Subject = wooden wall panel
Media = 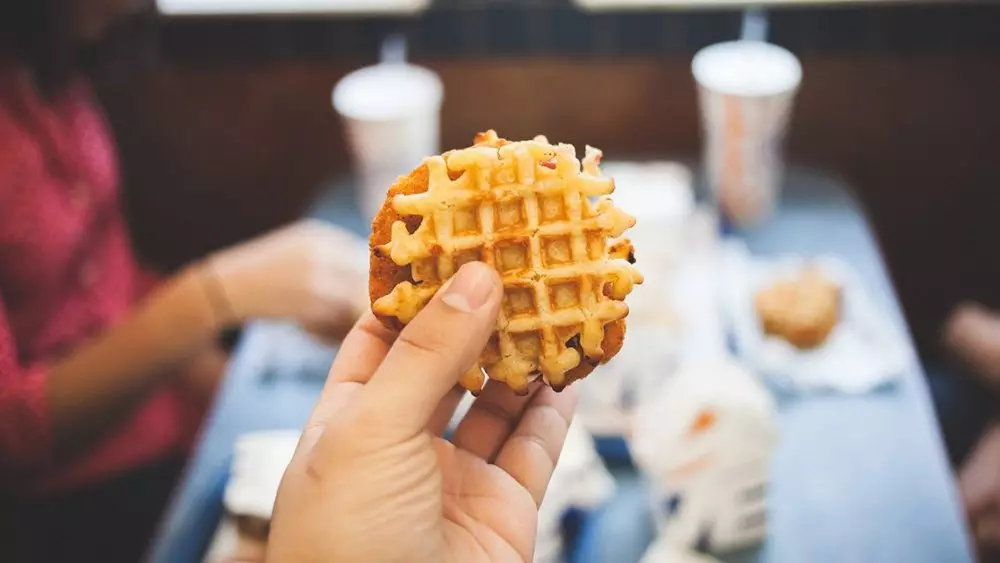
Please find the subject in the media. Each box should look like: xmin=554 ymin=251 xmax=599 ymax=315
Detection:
xmin=102 ymin=59 xmax=364 ymax=266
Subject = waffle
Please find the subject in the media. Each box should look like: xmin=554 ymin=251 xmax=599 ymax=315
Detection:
xmin=369 ymin=130 xmax=644 ymax=393
xmin=754 ymin=269 xmax=840 ymax=349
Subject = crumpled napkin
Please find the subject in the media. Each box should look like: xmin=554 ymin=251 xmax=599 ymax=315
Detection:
xmin=721 ymin=240 xmax=912 ymax=394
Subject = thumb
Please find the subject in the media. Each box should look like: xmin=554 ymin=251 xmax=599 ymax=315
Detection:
xmin=359 ymin=262 xmax=502 ymax=437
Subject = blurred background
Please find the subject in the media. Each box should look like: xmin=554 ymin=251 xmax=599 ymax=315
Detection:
xmin=7 ymin=1 xmax=1000 ymax=562
xmin=106 ymin=0 xmax=1000 ymax=369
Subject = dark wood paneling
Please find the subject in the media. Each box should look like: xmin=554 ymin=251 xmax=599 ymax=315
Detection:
xmin=103 ymin=59 xmax=363 ymax=266
xmin=98 ymin=48 xmax=1000 ymax=359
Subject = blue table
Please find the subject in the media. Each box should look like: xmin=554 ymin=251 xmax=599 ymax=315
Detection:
xmin=739 ymin=170 xmax=970 ymax=562
xmin=148 ymin=169 xmax=973 ymax=563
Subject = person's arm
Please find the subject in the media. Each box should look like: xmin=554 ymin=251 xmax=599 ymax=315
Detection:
xmin=172 ymin=343 xmax=230 ymax=415
xmin=0 ymin=263 xmax=226 ymax=473
xmin=132 ymin=262 xmax=231 ymax=407
xmin=46 ymin=264 xmax=229 ymax=458
xmin=0 ymin=217 xmax=371 ymax=477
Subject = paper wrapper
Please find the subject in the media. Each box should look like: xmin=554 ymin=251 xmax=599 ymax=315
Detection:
xmin=721 ymin=240 xmax=912 ymax=394
xmin=630 ymin=359 xmax=777 ymax=554
xmin=639 ymin=536 xmax=724 ymax=563
xmin=205 ymin=430 xmax=301 ymax=563
xmin=223 ymin=430 xmax=300 ymax=521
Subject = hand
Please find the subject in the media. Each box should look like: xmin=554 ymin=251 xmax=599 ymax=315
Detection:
xmin=943 ymin=301 xmax=1000 ymax=389
xmin=267 ymin=262 xmax=578 ymax=563
xmin=961 ymin=421 xmax=1000 ymax=560
xmin=207 ymin=220 xmax=369 ymax=337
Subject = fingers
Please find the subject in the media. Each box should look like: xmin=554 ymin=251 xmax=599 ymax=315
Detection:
xmin=300 ymin=312 xmax=396 ymax=450
xmin=961 ymin=425 xmax=1000 ymax=518
xmin=976 ymin=511 xmax=1000 ymax=555
xmin=451 ymin=380 xmax=541 ymax=461
xmin=979 ymin=511 xmax=1000 ymax=538
xmin=326 ymin=312 xmax=398 ymax=387
xmin=358 ymin=262 xmax=502 ymax=438
xmin=426 ymin=384 xmax=468 ymax=437
xmin=494 ymin=386 xmax=578 ymax=507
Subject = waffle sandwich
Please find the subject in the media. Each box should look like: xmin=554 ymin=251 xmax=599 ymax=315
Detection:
xmin=369 ymin=130 xmax=643 ymax=394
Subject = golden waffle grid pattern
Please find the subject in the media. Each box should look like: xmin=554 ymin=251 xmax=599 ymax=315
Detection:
xmin=373 ymin=134 xmax=643 ymax=392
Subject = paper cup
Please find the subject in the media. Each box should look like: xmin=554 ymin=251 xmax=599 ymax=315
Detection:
xmin=333 ymin=62 xmax=443 ymax=221
xmin=693 ymin=41 xmax=802 ymax=228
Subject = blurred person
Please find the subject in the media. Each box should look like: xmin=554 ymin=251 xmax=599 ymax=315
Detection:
xmin=943 ymin=302 xmax=1000 ymax=394
xmin=0 ymin=2 xmax=366 ymax=562
xmin=942 ymin=302 xmax=1000 ymax=560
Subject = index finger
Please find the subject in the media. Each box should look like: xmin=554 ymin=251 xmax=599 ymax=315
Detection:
xmin=303 ymin=312 xmax=396 ymax=437
xmin=327 ymin=311 xmax=397 ymax=385
xmin=358 ymin=262 xmax=502 ymax=439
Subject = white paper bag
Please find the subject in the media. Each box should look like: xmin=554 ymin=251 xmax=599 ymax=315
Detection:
xmin=630 ymin=359 xmax=777 ymax=554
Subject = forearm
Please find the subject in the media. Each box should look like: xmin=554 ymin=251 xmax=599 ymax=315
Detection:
xmin=174 ymin=344 xmax=230 ymax=412
xmin=46 ymin=264 xmax=225 ymax=458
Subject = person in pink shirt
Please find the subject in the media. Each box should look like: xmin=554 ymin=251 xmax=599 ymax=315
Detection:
xmin=0 ymin=2 xmax=367 ymax=561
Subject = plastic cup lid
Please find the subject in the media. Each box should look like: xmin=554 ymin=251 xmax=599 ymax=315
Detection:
xmin=692 ymin=41 xmax=802 ymax=98
xmin=333 ymin=62 xmax=443 ymax=122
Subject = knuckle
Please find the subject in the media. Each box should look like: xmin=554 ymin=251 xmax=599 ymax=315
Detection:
xmin=396 ymin=327 xmax=451 ymax=360
xmin=468 ymin=396 xmax=520 ymax=430
xmin=507 ymin=432 xmax=554 ymax=464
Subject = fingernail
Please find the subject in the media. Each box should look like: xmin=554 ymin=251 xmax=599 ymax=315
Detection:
xmin=441 ymin=263 xmax=496 ymax=312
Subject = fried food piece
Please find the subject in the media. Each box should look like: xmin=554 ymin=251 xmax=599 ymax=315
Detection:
xmin=369 ymin=130 xmax=643 ymax=393
xmin=754 ymin=269 xmax=840 ymax=349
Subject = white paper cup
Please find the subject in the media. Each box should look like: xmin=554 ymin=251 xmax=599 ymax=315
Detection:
xmin=692 ymin=41 xmax=802 ymax=228
xmin=333 ymin=62 xmax=443 ymax=221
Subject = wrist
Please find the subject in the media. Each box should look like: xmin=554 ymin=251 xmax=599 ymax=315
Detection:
xmin=192 ymin=259 xmax=241 ymax=329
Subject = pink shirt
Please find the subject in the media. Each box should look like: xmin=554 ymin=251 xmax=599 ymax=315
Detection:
xmin=0 ymin=67 xmax=193 ymax=494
